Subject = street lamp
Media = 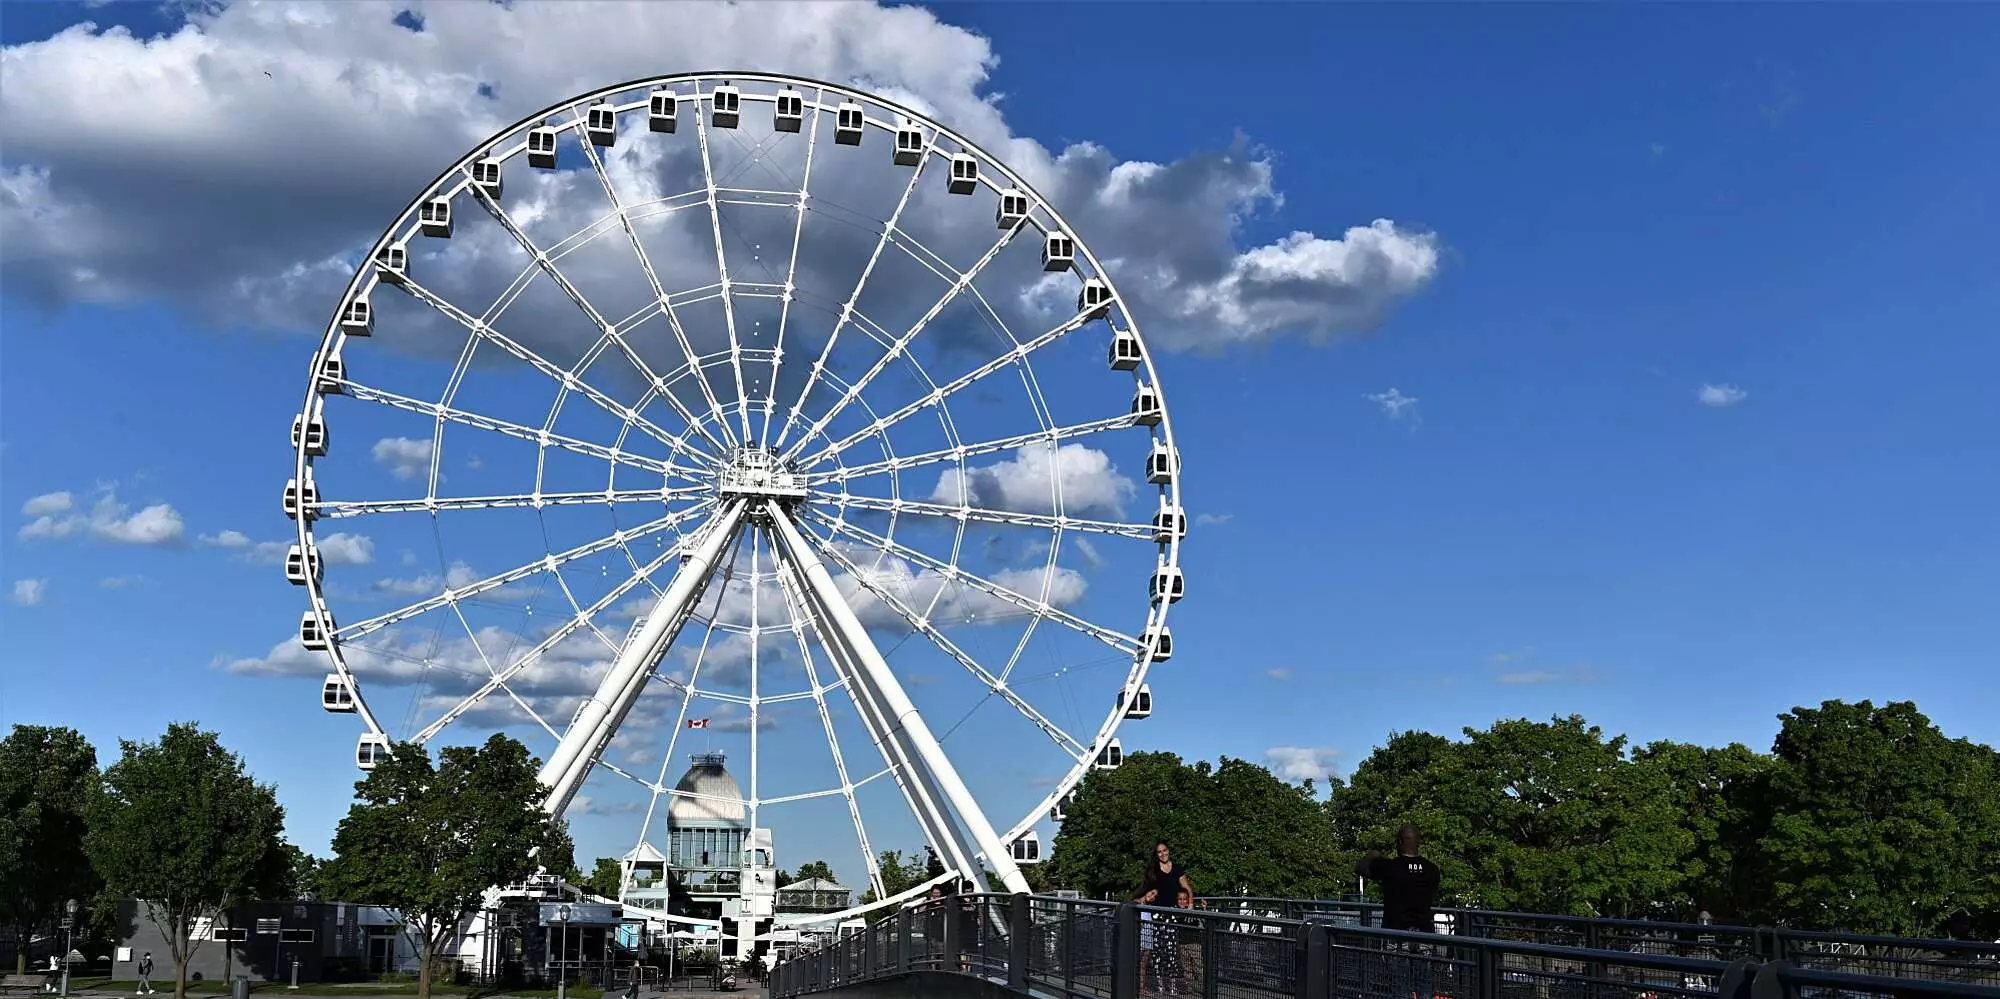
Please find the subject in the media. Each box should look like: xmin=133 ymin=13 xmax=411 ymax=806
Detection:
xmin=58 ymin=900 xmax=77 ymax=998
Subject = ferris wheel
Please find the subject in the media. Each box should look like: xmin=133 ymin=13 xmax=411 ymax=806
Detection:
xmin=287 ymin=71 xmax=1186 ymax=913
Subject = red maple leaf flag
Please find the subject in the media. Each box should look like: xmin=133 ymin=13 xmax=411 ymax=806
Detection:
xmin=687 ymin=719 xmax=710 ymax=729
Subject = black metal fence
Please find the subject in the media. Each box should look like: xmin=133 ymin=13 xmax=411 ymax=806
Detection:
xmin=772 ymin=894 xmax=2000 ymax=999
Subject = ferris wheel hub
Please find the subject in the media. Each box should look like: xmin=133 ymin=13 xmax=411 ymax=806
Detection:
xmin=715 ymin=445 xmax=809 ymax=503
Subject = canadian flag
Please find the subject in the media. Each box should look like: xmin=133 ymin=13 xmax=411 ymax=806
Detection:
xmin=687 ymin=719 xmax=710 ymax=729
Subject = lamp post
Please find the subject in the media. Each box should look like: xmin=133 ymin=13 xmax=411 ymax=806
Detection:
xmin=58 ymin=900 xmax=77 ymax=998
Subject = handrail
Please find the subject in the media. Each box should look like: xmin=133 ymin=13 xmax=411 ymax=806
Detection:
xmin=772 ymin=893 xmax=2000 ymax=999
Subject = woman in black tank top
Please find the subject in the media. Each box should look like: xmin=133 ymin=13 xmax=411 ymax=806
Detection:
xmin=1136 ymin=841 xmax=1192 ymax=994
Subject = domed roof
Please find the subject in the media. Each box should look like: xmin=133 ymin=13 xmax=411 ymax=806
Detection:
xmin=667 ymin=753 xmax=748 ymax=827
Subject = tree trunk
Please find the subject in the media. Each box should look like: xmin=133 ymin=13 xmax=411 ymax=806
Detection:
xmin=416 ymin=927 xmax=433 ymax=999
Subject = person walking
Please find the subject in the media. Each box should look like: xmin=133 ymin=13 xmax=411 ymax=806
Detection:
xmin=1135 ymin=841 xmax=1193 ymax=995
xmin=1355 ymin=825 xmax=1442 ymax=932
xmin=136 ymin=952 xmax=156 ymax=996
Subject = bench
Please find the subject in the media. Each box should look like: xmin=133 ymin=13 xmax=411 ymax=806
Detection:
xmin=0 ymin=973 xmax=55 ymax=994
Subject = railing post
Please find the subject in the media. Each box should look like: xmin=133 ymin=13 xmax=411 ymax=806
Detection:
xmin=1473 ymin=942 xmax=1500 ymax=999
xmin=942 ymin=895 xmax=962 ymax=973
xmin=895 ymin=907 xmax=912 ymax=975
xmin=1750 ymin=959 xmax=1793 ymax=999
xmin=1062 ymin=902 xmax=1075 ymax=996
xmin=1009 ymin=893 xmax=1032 ymax=990
xmin=1112 ymin=902 xmax=1140 ymax=999
xmin=862 ymin=918 xmax=875 ymax=978
xmin=1295 ymin=921 xmax=1328 ymax=999
xmin=1202 ymin=917 xmax=1219 ymax=999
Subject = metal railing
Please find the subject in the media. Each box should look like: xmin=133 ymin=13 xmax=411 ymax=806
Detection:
xmin=772 ymin=893 xmax=2000 ymax=999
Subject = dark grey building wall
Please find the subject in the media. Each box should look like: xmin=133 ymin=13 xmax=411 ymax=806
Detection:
xmin=115 ymin=901 xmax=352 ymax=983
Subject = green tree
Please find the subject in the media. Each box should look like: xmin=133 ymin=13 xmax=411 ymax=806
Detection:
xmin=1049 ymin=750 xmax=1336 ymax=901
xmin=857 ymin=849 xmax=934 ymax=921
xmin=1629 ymin=740 xmax=1772 ymax=922
xmin=579 ymin=857 xmax=624 ymax=899
xmin=274 ymin=844 xmax=325 ymax=900
xmin=1756 ymin=700 xmax=2000 ymax=936
xmin=0 ymin=725 xmax=101 ymax=976
xmin=318 ymin=734 xmax=567 ymax=999
xmin=792 ymin=860 xmax=837 ymax=884
xmin=84 ymin=724 xmax=287 ymax=999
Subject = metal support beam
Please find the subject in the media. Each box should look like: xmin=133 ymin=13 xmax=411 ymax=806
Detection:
xmin=540 ymin=499 xmax=749 ymax=815
xmin=763 ymin=501 xmax=1030 ymax=894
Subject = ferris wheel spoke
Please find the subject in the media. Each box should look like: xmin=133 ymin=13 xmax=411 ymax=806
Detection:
xmin=565 ymin=116 xmax=740 ymax=454
xmin=692 ymin=83 xmax=756 ymax=445
xmin=796 ymin=305 xmax=1104 ymax=472
xmin=391 ymin=271 xmax=701 ymax=461
xmin=812 ymin=413 xmax=1143 ymax=486
xmin=757 ymin=87 xmax=824 ymax=449
xmin=804 ymin=532 xmax=1090 ymax=761
xmin=810 ymin=492 xmax=1155 ymax=542
xmin=778 ymin=212 xmax=1029 ymax=466
xmin=315 ymin=486 xmax=709 ymax=521
xmin=771 ymin=121 xmax=934 ymax=453
xmin=800 ymin=507 xmax=1142 ymax=656
xmin=773 ymin=556 xmax=888 ymax=900
xmin=340 ymin=380 xmax=698 ymax=483
xmin=337 ymin=500 xmax=715 ymax=643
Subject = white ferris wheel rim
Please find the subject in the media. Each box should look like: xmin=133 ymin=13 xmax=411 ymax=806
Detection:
xmin=289 ymin=70 xmax=1185 ymax=911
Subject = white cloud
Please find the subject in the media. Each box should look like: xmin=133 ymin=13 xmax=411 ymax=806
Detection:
xmin=17 ymin=488 xmax=185 ymax=545
xmin=1496 ymin=663 xmax=1599 ymax=686
xmin=0 ymin=1 xmax=1437 ymax=350
xmin=99 ymin=574 xmax=145 ymax=588
xmin=201 ymin=529 xmax=252 ymax=548
xmin=1264 ymin=667 xmax=1291 ymax=681
xmin=239 ymin=531 xmax=375 ymax=566
xmin=370 ymin=561 xmax=480 ymax=597
xmin=11 ymin=579 xmax=48 ymax=606
xmin=1697 ymin=383 xmax=1747 ymax=408
xmin=21 ymin=491 xmax=72 ymax=517
xmin=372 ymin=437 xmax=435 ymax=481
xmin=1264 ymin=746 xmax=1342 ymax=783
xmin=930 ymin=444 xmax=1134 ymax=517
xmin=1364 ymin=388 xmax=1420 ymax=421
xmin=1193 ymin=512 xmax=1232 ymax=527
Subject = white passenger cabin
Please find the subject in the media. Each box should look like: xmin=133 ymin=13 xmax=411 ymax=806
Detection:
xmin=1150 ymin=566 xmax=1184 ymax=605
xmin=356 ymin=734 xmax=390 ymax=771
xmin=300 ymin=611 xmax=335 ymax=652
xmin=284 ymin=543 xmax=321 ymax=586
xmin=470 ymin=156 xmax=502 ymax=198
xmin=1095 ymin=739 xmax=1123 ymax=770
xmin=1109 ymin=330 xmax=1142 ymax=371
xmin=1120 ymin=683 xmax=1153 ymax=720
xmin=1078 ymin=278 xmax=1113 ymax=319
xmin=1143 ymin=625 xmax=1173 ymax=663
xmin=774 ymin=88 xmax=804 ymax=132
xmin=893 ymin=120 xmax=923 ymax=166
xmin=1153 ymin=501 xmax=1187 ymax=544
xmin=947 ymin=153 xmax=978 ymax=194
xmin=649 ymin=90 xmax=678 ymax=133
xmin=527 ymin=126 xmax=559 ymax=168
xmin=996 ymin=188 xmax=1029 ymax=230
xmin=1042 ymin=232 xmax=1075 ymax=272
xmin=834 ymin=102 xmax=864 ymax=145
xmin=1131 ymin=384 xmax=1161 ymax=426
xmin=293 ymin=403 xmax=328 ymax=457
xmin=1010 ymin=833 xmax=1041 ymax=864
xmin=419 ymin=197 xmax=452 ymax=238
xmin=321 ymin=672 xmax=355 ymax=712
xmin=283 ymin=472 xmax=318 ymax=521
xmin=1146 ymin=442 xmax=1179 ymax=485
xmin=586 ymin=102 xmax=617 ymax=147
xmin=374 ymin=244 xmax=407 ymax=285
xmin=340 ymin=297 xmax=373 ymax=338
xmin=316 ymin=346 xmax=345 ymax=396
xmin=711 ymin=84 xmax=741 ymax=128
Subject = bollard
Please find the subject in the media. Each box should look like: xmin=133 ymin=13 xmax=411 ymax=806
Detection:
xmin=288 ymin=958 xmax=300 ymax=991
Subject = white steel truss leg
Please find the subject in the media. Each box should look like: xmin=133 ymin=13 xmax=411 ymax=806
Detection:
xmin=785 ymin=556 xmax=978 ymax=883
xmin=540 ymin=499 xmax=750 ymax=816
xmin=764 ymin=500 xmax=1031 ymax=894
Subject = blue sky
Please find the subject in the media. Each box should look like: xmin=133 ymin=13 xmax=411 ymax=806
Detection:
xmin=3 ymin=1 xmax=1997 ymax=895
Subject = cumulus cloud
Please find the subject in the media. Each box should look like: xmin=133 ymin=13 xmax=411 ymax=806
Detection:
xmin=17 ymin=487 xmax=185 ymax=545
xmin=201 ymin=529 xmax=252 ymax=548
xmin=237 ymin=531 xmax=375 ymax=566
xmin=0 ymin=1 xmax=1437 ymax=351
xmin=930 ymin=444 xmax=1134 ymax=517
xmin=372 ymin=436 xmax=435 ymax=480
xmin=11 ymin=579 xmax=48 ymax=606
xmin=1264 ymin=667 xmax=1291 ymax=681
xmin=1264 ymin=746 xmax=1342 ymax=783
xmin=1697 ymin=383 xmax=1747 ymax=408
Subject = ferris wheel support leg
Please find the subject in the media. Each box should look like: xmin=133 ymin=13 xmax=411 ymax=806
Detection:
xmin=764 ymin=501 xmax=1032 ymax=895
xmin=538 ymin=499 xmax=751 ymax=817
xmin=800 ymin=572 xmax=978 ymax=883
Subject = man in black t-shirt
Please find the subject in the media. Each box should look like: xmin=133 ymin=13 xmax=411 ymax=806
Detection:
xmin=1355 ymin=825 xmax=1442 ymax=932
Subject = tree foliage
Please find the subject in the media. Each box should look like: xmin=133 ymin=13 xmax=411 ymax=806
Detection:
xmin=1046 ymin=751 xmax=1336 ymax=900
xmin=579 ymin=857 xmax=624 ymax=900
xmin=317 ymin=734 xmax=567 ymax=999
xmin=83 ymin=724 xmax=287 ymax=999
xmin=0 ymin=725 xmax=101 ymax=976
xmin=1052 ymin=701 xmax=1997 ymax=937
xmin=857 ymin=849 xmax=935 ymax=921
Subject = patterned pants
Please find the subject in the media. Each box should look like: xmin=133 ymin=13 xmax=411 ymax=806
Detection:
xmin=1149 ymin=924 xmax=1181 ymax=993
